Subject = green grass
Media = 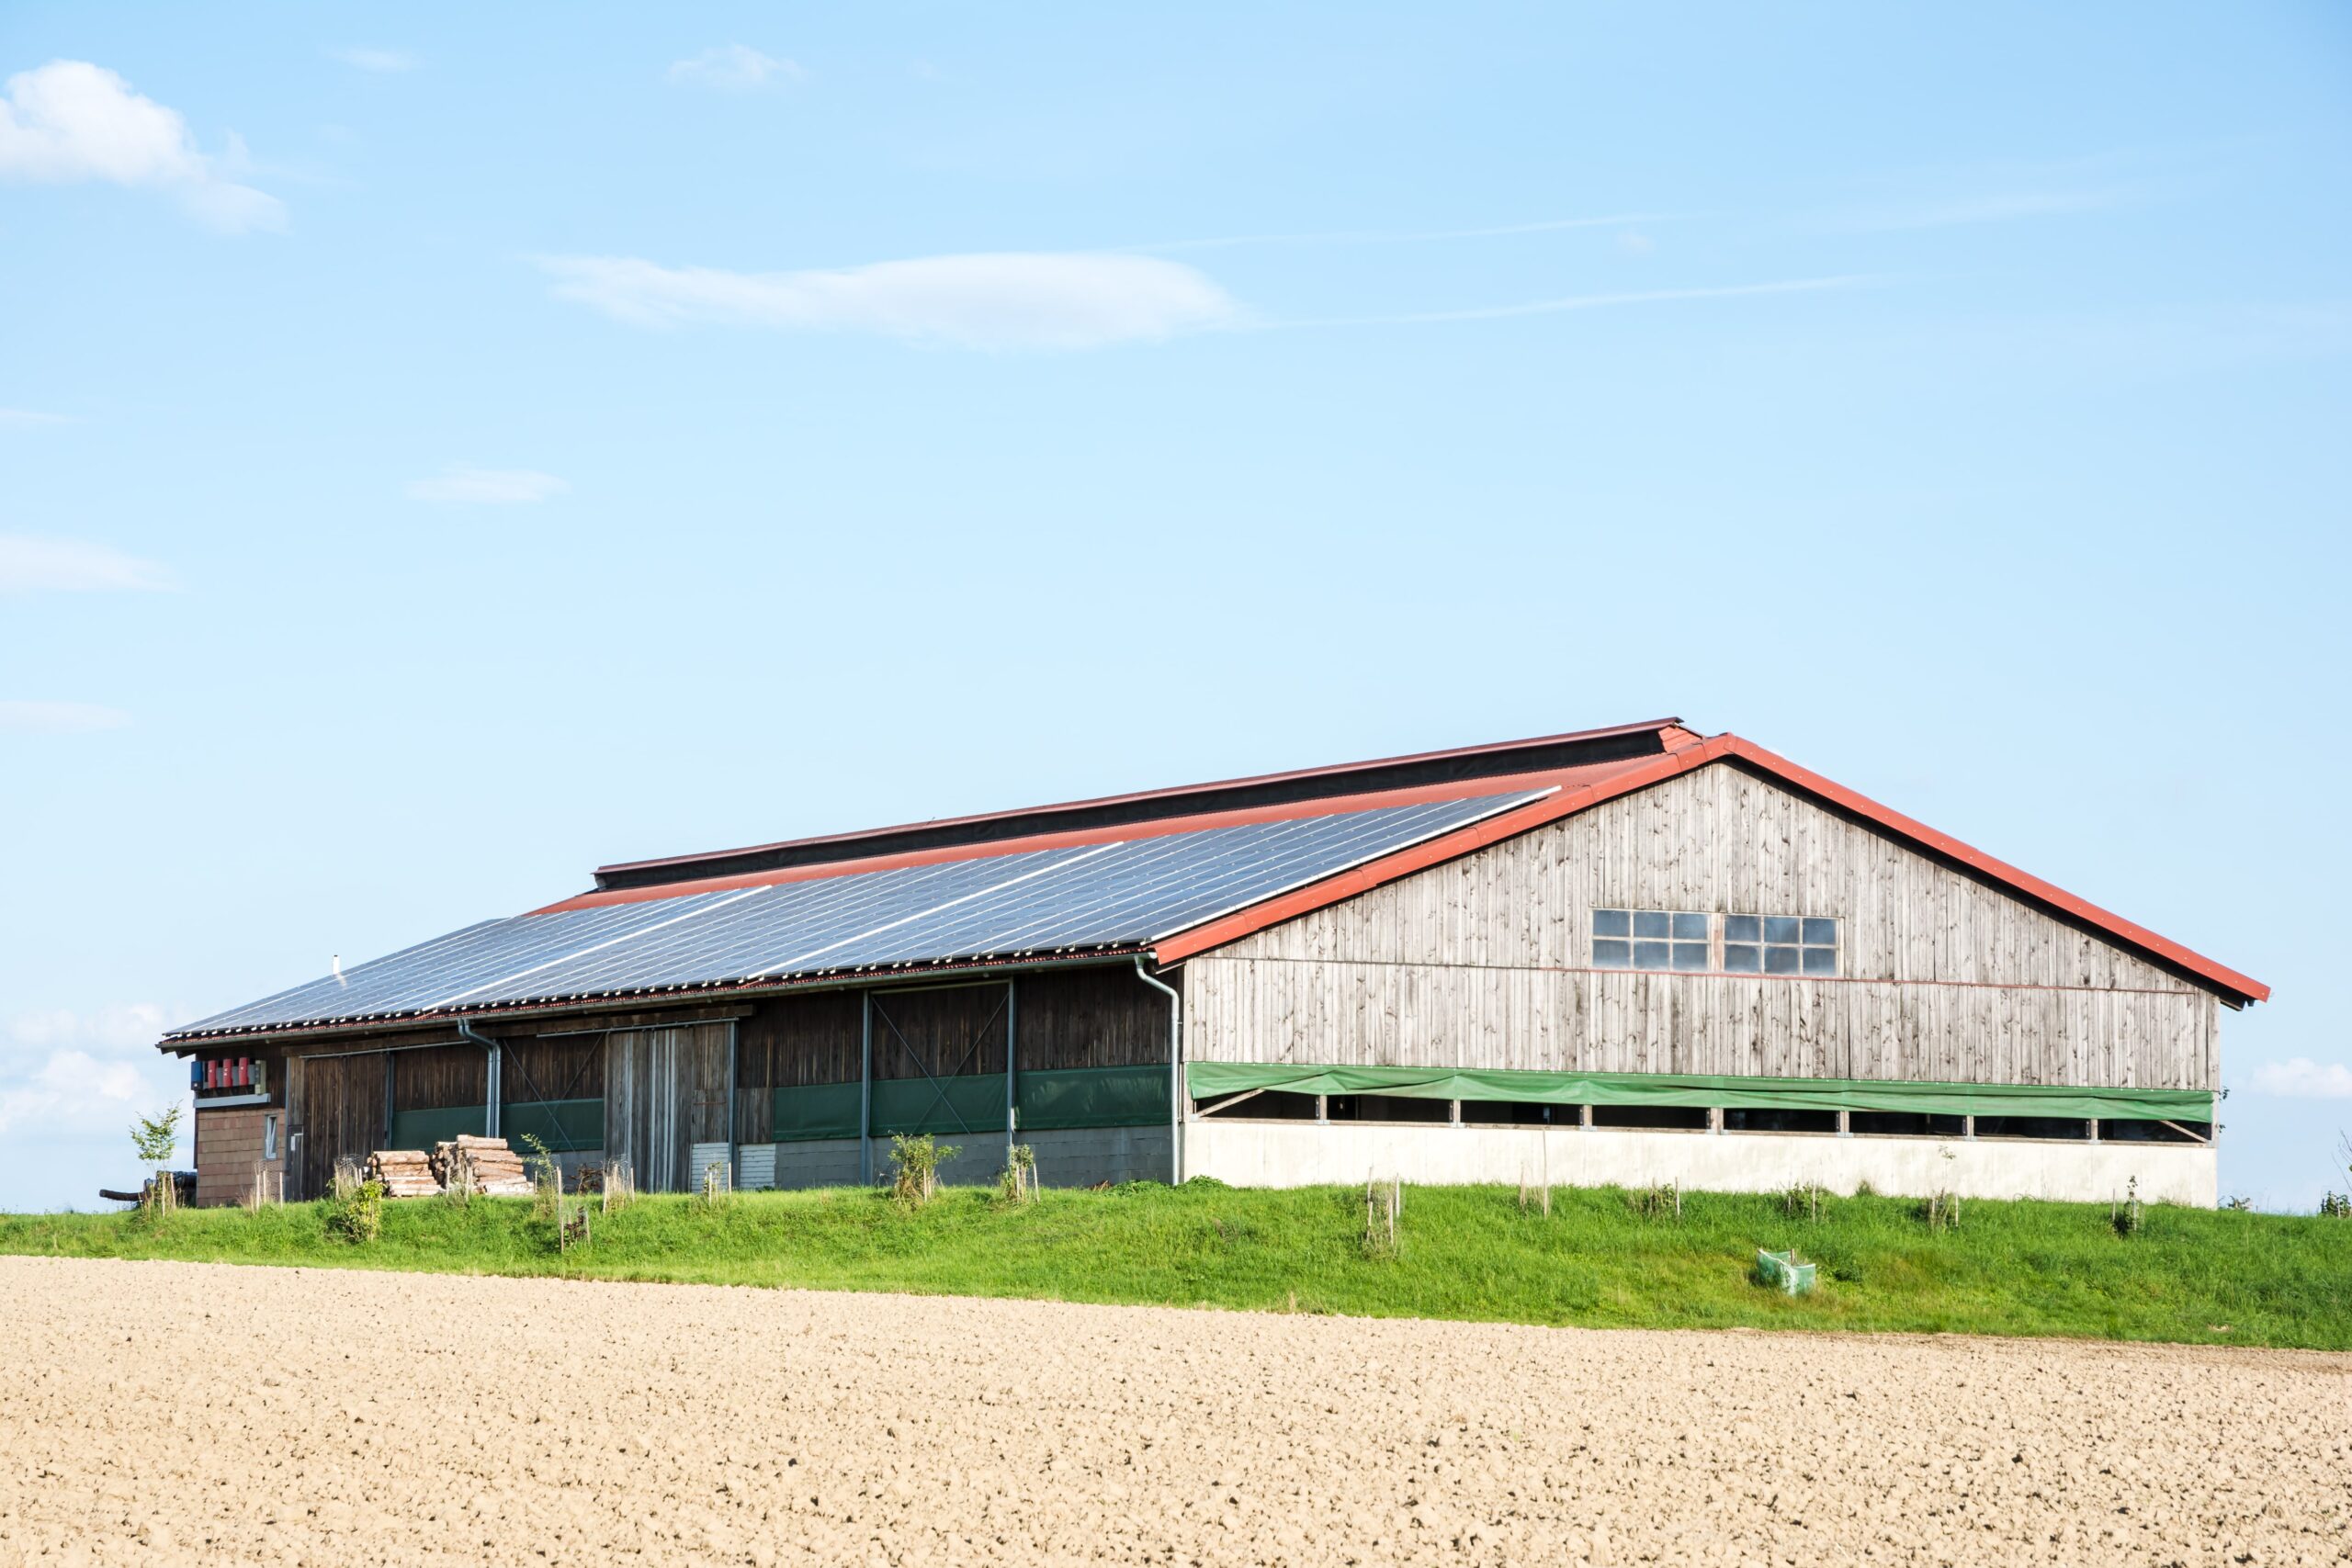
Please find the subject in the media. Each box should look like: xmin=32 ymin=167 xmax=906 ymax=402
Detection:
xmin=4 ymin=1181 xmax=2346 ymax=1348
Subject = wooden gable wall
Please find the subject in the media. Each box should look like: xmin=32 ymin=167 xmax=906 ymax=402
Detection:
xmin=1183 ymin=760 xmax=2219 ymax=1091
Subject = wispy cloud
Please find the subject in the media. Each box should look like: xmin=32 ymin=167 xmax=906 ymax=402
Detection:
xmin=1132 ymin=213 xmax=1672 ymax=254
xmin=0 ymin=535 xmax=175 ymax=593
xmin=0 ymin=60 xmax=284 ymax=231
xmin=405 ymin=466 xmax=570 ymax=504
xmin=0 ymin=407 xmax=69 ymax=425
xmin=1285 ymin=275 xmax=1873 ymax=329
xmin=1844 ymin=186 xmax=2139 ymax=231
xmin=326 ymin=47 xmax=416 ymax=73
xmin=666 ymin=45 xmax=804 ymax=91
xmin=541 ymin=252 xmax=1240 ymax=351
xmin=2247 ymin=1057 xmax=2352 ymax=1100
xmin=0 ymin=700 xmax=131 ymax=734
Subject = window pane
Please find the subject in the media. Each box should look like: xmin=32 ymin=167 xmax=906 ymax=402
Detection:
xmin=1724 ymin=914 xmax=1760 ymax=942
xmin=1634 ymin=910 xmax=1671 ymax=939
xmin=1592 ymin=908 xmax=1630 ymax=937
xmin=1593 ymin=938 xmax=1631 ymax=968
xmin=1723 ymin=943 xmax=1761 ymax=973
xmin=1802 ymin=918 xmax=1838 ymax=946
xmin=1764 ymin=944 xmax=1800 ymax=975
xmin=1763 ymin=916 xmax=1801 ymax=944
xmin=1633 ymin=940 xmax=1670 ymax=969
xmin=1802 ymin=947 xmax=1838 ymax=976
xmin=1670 ymin=942 xmax=1710 ymax=970
xmin=1671 ymin=911 xmax=1709 ymax=940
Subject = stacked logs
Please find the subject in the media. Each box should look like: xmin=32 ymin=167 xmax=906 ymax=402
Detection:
xmin=364 ymin=1150 xmax=440 ymax=1198
xmin=431 ymin=1134 xmax=535 ymax=1197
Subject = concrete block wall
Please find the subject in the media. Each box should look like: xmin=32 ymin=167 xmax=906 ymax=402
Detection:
xmin=1184 ymin=1119 xmax=2216 ymax=1206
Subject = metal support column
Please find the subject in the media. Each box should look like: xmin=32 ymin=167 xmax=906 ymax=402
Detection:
xmin=725 ymin=1020 xmax=740 ymax=1180
xmin=858 ymin=990 xmax=874 ymax=1186
xmin=1004 ymin=976 xmax=1018 ymax=1168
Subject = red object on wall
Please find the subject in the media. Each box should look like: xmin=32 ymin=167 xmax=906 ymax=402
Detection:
xmin=204 ymin=1060 xmax=218 ymax=1089
xmin=237 ymin=1057 xmax=250 ymax=1088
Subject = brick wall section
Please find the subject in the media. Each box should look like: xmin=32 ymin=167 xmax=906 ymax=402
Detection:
xmin=195 ymin=1107 xmax=286 ymax=1208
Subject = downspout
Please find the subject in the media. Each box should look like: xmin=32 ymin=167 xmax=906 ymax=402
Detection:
xmin=455 ymin=1017 xmax=501 ymax=1139
xmin=1133 ymin=957 xmax=1182 ymax=1185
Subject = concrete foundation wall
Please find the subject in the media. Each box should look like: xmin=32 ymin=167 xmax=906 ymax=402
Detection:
xmin=741 ymin=1126 xmax=1174 ymax=1191
xmin=1185 ymin=1119 xmax=2215 ymax=1206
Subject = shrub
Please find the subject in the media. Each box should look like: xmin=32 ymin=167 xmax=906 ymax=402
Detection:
xmin=889 ymin=1134 xmax=957 ymax=1209
xmin=324 ymin=1179 xmax=383 ymax=1245
xmin=997 ymin=1144 xmax=1038 ymax=1205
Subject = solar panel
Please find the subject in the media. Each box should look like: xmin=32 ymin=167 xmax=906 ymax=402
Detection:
xmin=167 ymin=787 xmax=1548 ymax=1037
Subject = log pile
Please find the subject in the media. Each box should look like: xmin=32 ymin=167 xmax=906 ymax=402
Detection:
xmin=365 ymin=1150 xmax=440 ymax=1199
xmin=431 ymin=1135 xmax=535 ymax=1197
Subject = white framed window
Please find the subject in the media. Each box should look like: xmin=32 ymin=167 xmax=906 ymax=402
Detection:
xmin=1591 ymin=908 xmax=1711 ymax=971
xmin=263 ymin=1113 xmax=280 ymax=1162
xmin=1724 ymin=914 xmax=1839 ymax=976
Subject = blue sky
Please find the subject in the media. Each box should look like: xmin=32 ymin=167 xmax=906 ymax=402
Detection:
xmin=3 ymin=5 xmax=2346 ymax=1212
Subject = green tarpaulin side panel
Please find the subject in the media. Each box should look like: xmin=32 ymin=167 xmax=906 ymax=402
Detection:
xmin=1016 ymin=1065 xmax=1171 ymax=1131
xmin=501 ymin=1097 xmax=603 ymax=1153
xmin=870 ymin=1075 xmax=1007 ymax=1137
xmin=1184 ymin=1062 xmax=2213 ymax=1122
xmin=773 ymin=1082 xmax=863 ymax=1144
xmin=387 ymin=1104 xmax=486 ymax=1150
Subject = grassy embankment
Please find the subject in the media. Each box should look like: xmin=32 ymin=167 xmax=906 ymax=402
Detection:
xmin=3 ymin=1180 xmax=2346 ymax=1348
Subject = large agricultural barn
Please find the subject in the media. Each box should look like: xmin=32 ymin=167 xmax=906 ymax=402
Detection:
xmin=161 ymin=719 xmax=2266 ymax=1208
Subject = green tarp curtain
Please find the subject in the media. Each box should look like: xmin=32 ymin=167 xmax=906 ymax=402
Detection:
xmin=772 ymin=1082 xmax=863 ymax=1143
xmin=387 ymin=1104 xmax=486 ymax=1149
xmin=1015 ymin=1065 xmax=1170 ymax=1131
xmin=872 ymin=1075 xmax=1007 ymax=1137
xmin=501 ymin=1097 xmax=602 ymax=1153
xmin=1183 ymin=1062 xmax=2213 ymax=1122
xmin=390 ymin=1100 xmax=603 ymax=1153
xmin=770 ymin=1066 xmax=1171 ymax=1142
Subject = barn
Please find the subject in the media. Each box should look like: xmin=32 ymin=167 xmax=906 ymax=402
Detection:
xmin=160 ymin=719 xmax=2266 ymax=1209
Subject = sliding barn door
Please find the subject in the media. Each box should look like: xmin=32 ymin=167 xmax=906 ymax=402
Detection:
xmin=605 ymin=1022 xmax=732 ymax=1191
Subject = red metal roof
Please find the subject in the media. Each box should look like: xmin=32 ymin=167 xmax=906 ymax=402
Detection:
xmin=537 ymin=753 xmax=1662 ymax=913
xmin=590 ymin=716 xmax=1691 ymax=892
xmin=552 ymin=719 xmax=2265 ymax=1006
xmin=1154 ymin=733 xmax=2270 ymax=1008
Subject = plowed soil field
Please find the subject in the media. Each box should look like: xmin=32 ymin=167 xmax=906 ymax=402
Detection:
xmin=2 ymin=1258 xmax=2346 ymax=1565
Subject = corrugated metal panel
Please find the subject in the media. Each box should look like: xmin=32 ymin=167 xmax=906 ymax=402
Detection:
xmin=735 ymin=1144 xmax=777 ymax=1191
xmin=168 ymin=790 xmax=1547 ymax=1040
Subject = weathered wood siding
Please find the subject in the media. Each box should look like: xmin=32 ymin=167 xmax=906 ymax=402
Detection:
xmin=1186 ymin=761 xmax=2220 ymax=1091
xmin=287 ymin=1051 xmax=387 ymax=1199
xmin=605 ymin=1021 xmax=731 ymax=1191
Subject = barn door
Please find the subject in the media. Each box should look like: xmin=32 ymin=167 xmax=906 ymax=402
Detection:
xmin=605 ymin=1022 xmax=731 ymax=1191
xmin=292 ymin=1051 xmax=387 ymax=1201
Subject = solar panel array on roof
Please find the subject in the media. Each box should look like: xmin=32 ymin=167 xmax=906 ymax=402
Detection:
xmin=167 ymin=788 xmax=1548 ymax=1039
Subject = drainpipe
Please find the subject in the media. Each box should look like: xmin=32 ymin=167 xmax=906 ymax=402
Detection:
xmin=1133 ymin=957 xmax=1182 ymax=1185
xmin=455 ymin=1017 xmax=501 ymax=1139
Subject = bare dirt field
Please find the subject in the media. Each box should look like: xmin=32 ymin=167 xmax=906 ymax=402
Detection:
xmin=1 ymin=1258 xmax=2346 ymax=1566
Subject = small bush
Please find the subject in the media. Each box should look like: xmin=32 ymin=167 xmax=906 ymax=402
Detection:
xmin=324 ymin=1179 xmax=383 ymax=1245
xmin=1779 ymin=1182 xmax=1826 ymax=1223
xmin=1921 ymin=1190 xmax=1961 ymax=1232
xmin=997 ymin=1144 xmax=1038 ymax=1205
xmin=1362 ymin=1177 xmax=1402 ymax=1260
xmin=889 ymin=1134 xmax=957 ymax=1209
